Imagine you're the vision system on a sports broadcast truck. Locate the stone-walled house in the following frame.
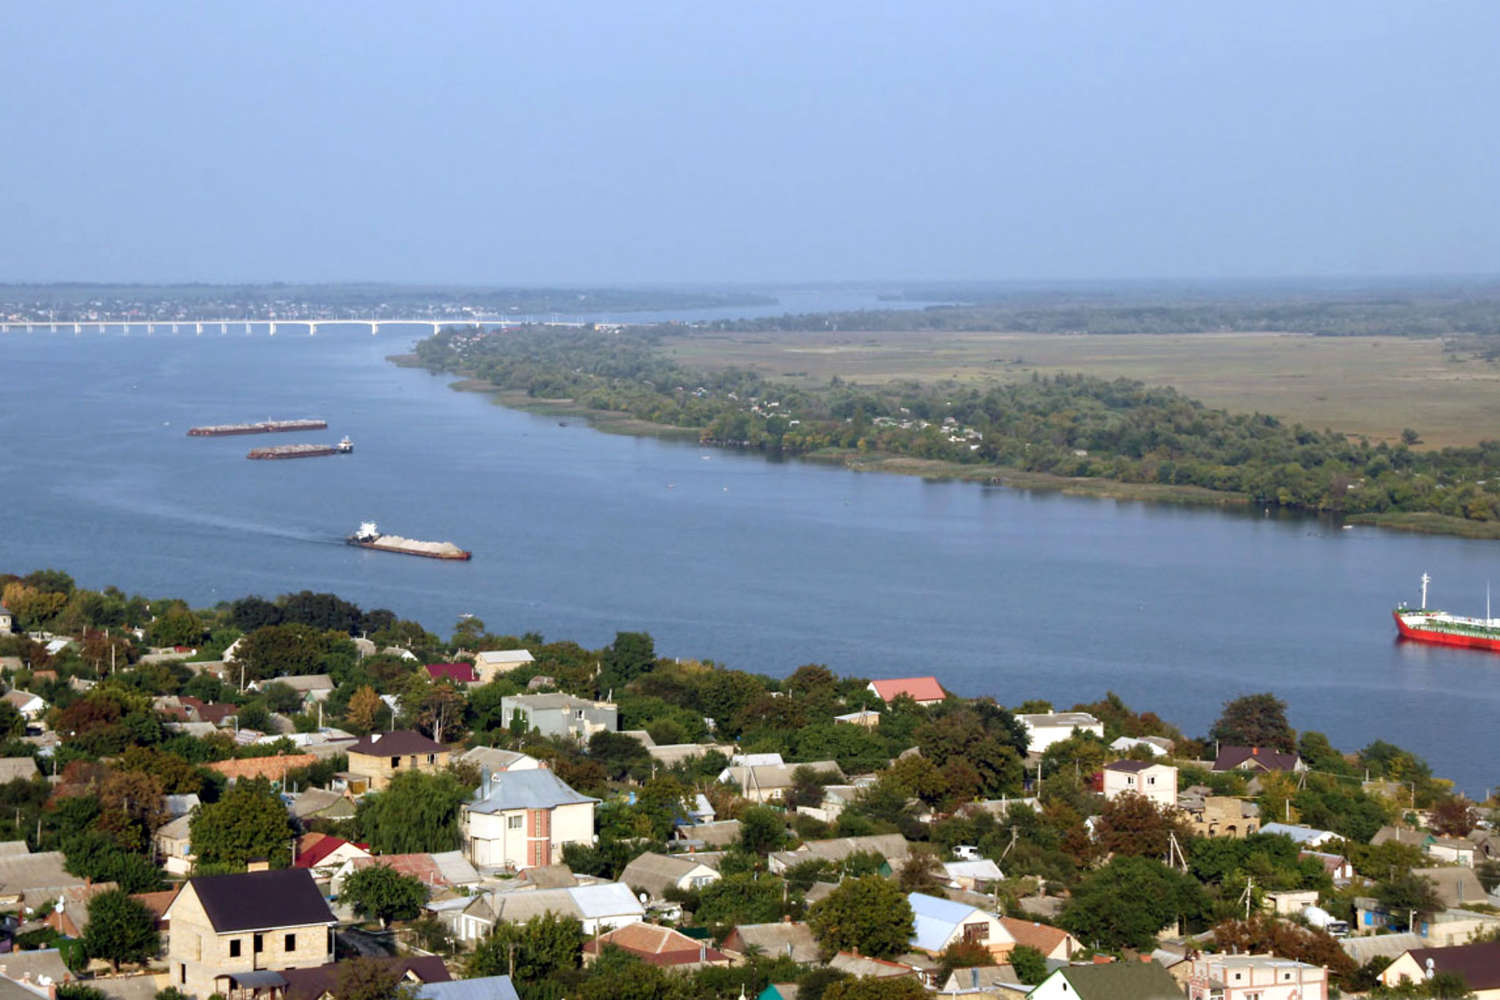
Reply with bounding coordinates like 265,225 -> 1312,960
346,730 -> 450,791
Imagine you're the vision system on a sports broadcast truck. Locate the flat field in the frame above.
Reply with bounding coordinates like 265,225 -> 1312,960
661,330 -> 1500,448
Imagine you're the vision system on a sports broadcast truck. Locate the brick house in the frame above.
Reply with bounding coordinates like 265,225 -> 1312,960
346,730 -> 450,791
163,868 -> 336,999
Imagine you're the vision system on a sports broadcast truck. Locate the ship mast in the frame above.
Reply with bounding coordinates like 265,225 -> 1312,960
1421,573 -> 1430,610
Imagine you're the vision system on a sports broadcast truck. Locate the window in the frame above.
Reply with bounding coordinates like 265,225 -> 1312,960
508,815 -> 524,830
254,934 -> 264,954
179,965 -> 186,985
962,922 -> 988,943
229,939 -> 242,958
391,755 -> 400,768
427,753 -> 435,764
285,933 -> 296,952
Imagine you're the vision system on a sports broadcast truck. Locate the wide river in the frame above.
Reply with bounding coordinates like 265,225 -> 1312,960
3,307 -> 1497,794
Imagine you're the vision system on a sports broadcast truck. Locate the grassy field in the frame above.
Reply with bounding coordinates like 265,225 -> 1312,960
661,330 -> 1500,448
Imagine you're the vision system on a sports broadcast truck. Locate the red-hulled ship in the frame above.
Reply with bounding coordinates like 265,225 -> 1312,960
1392,573 -> 1500,652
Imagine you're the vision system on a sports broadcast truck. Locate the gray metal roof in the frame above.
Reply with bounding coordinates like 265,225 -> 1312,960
419,977 -> 521,1000
468,769 -> 597,813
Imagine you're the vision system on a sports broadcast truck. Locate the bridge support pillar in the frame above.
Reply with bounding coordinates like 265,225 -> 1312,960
269,321 -> 277,336
370,321 -> 378,336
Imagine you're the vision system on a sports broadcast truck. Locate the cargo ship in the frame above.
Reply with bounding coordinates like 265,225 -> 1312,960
188,419 -> 327,437
346,521 -> 470,561
248,437 -> 353,460
1392,573 -> 1500,652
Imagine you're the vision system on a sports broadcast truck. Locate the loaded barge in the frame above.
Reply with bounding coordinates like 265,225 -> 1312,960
188,419 -> 327,437
248,437 -> 353,460
1393,573 -> 1500,652
346,522 -> 470,561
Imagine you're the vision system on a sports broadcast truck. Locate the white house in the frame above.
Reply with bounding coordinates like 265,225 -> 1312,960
437,882 -> 644,942
1016,711 -> 1104,754
907,892 -> 1014,959
458,746 -> 543,774
1,691 -> 47,722
1259,822 -> 1339,848
1101,760 -> 1178,810
619,852 -> 722,901
1187,954 -> 1329,1000
461,768 -> 597,870
1110,735 -> 1172,756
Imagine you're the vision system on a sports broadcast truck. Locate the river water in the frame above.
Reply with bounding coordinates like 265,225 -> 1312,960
2,309 -> 1496,793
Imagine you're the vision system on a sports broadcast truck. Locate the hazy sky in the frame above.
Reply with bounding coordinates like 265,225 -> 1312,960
4,2 -> 1497,284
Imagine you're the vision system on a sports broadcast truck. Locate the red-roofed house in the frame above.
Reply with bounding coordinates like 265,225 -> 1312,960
999,916 -> 1082,961
867,676 -> 946,707
583,924 -> 730,969
293,833 -> 370,878
426,662 -> 480,685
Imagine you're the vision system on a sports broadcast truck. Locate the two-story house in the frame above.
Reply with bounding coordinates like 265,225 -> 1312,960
1016,711 -> 1104,754
1100,760 -> 1178,809
461,768 -> 598,869
473,649 -> 535,684
499,694 -> 617,741
346,730 -> 450,791
163,868 -> 336,999
1186,954 -> 1329,1000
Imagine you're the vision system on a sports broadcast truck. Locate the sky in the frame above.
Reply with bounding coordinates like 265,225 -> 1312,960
3,1 -> 1498,285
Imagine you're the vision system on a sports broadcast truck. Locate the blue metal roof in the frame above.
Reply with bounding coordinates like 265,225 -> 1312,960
909,891 -> 983,952
418,977 -> 520,1000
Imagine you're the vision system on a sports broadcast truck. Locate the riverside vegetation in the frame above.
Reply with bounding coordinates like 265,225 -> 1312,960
0,568 -> 1489,998
411,324 -> 1500,534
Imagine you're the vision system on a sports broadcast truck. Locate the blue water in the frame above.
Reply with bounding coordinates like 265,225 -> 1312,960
3,314 -> 1497,794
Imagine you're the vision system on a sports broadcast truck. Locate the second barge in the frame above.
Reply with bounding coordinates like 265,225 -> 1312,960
188,419 -> 327,437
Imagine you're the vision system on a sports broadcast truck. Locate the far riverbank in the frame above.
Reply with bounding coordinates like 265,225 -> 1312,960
403,359 -> 1500,540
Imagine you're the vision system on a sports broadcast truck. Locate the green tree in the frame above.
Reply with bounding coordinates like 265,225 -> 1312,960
1210,693 -> 1295,752
467,912 -> 584,981
1062,856 -> 1210,951
599,631 -> 656,692
332,956 -> 417,1000
1376,872 -> 1442,926
695,872 -> 788,926
340,864 -> 429,928
81,889 -> 161,971
739,805 -> 788,856
1009,945 -> 1048,985
189,778 -> 296,869
808,876 -> 914,959
822,978 -> 927,1000
356,769 -> 472,854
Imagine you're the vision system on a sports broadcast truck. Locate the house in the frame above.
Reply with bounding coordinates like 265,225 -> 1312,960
0,851 -> 96,909
162,868 -> 336,999
434,882 -> 642,942
943,859 -> 1003,891
1259,822 -> 1339,848
937,965 -> 1027,995
456,746 -> 541,774
1016,711 -> 1104,753
42,881 -> 119,937
0,758 -> 40,783
460,768 -> 598,869
1,692 -> 46,722
997,917 -> 1081,961
1100,760 -> 1177,809
156,814 -> 195,876
722,922 -> 821,963
827,952 -> 920,982
417,977 -> 521,1000
833,709 -> 882,729
1178,787 -> 1260,838
280,957 -> 450,1000
1300,850 -> 1356,882
345,731 -> 450,791
1427,836 -> 1479,867
757,985 -> 801,1000
1354,867 -> 1492,938
674,819 -> 741,849
0,607 -> 12,633
473,650 -> 535,684
907,891 -> 1013,959
291,833 -> 370,878
768,833 -> 911,875
499,693 -> 617,741
582,923 -> 729,969
288,787 -> 358,824
1212,746 -> 1306,773
718,760 -> 844,803
1028,962 -> 1185,1000
249,675 -> 335,705
1187,954 -> 1329,1000
619,852 -> 721,901
1110,735 -> 1173,756
332,852 -> 480,896
866,677 -> 946,707
425,662 -> 481,685
1381,941 -> 1500,999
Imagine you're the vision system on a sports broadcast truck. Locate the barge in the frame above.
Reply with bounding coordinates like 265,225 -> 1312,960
248,437 -> 353,460
188,419 -> 328,437
346,521 -> 470,561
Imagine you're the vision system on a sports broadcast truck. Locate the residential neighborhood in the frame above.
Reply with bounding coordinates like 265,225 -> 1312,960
0,573 -> 1496,1000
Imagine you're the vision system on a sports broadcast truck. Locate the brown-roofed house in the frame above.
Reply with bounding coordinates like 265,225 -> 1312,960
207,753 -> 318,784
43,881 -> 119,937
582,924 -> 730,969
346,730 -> 450,791
1211,746 -> 1306,774
132,885 -> 182,932
1381,940 -> 1500,996
279,957 -> 450,1000
998,916 -> 1082,961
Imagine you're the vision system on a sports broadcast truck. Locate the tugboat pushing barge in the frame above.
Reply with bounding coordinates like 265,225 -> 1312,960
248,437 -> 353,460
346,522 -> 471,561
1393,573 -> 1500,652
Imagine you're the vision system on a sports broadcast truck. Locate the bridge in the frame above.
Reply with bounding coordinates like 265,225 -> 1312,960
0,317 -> 589,336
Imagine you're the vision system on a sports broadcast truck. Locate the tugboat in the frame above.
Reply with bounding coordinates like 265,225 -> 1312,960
346,521 -> 471,561
337,436 -> 353,453
1393,573 -> 1500,652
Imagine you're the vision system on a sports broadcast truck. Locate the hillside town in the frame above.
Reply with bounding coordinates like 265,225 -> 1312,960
0,571 -> 1497,1000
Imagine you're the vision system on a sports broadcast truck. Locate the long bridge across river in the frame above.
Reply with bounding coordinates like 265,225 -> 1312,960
0,318 -> 587,335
